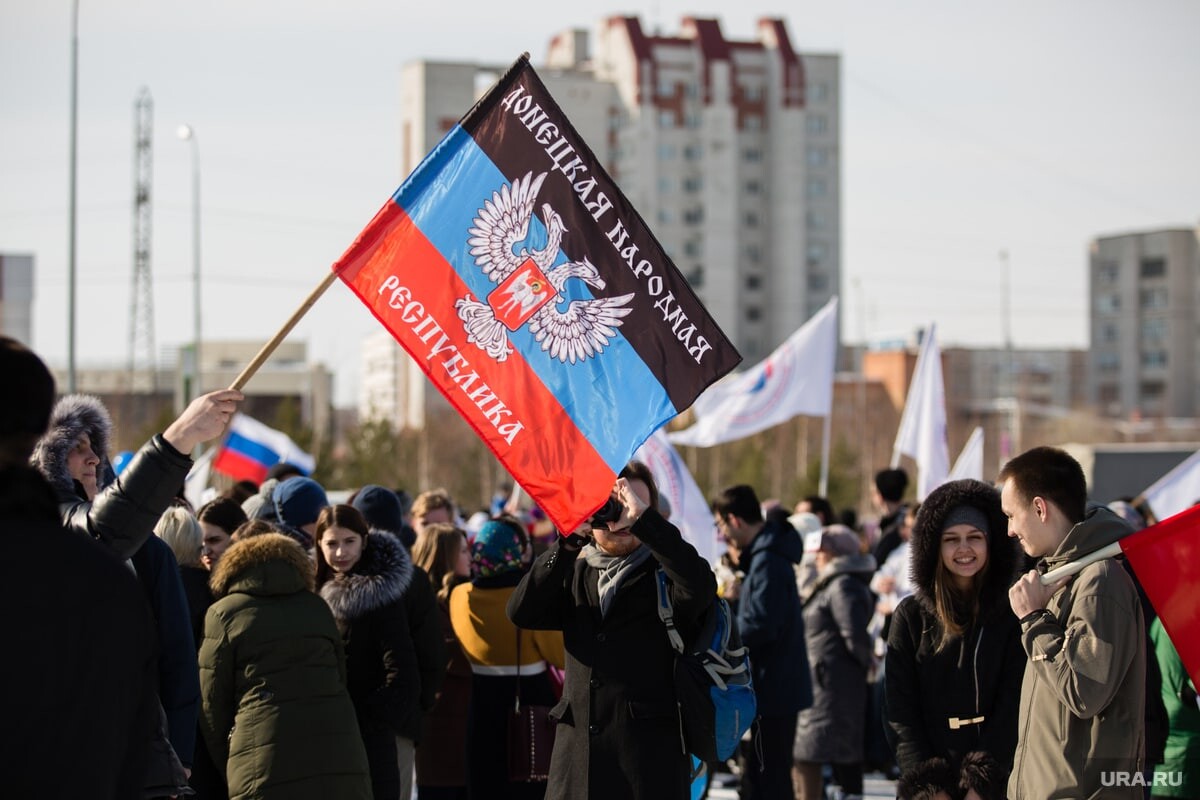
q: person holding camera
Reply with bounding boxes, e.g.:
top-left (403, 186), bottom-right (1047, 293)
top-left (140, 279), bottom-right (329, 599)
top-left (507, 461), bottom-right (717, 800)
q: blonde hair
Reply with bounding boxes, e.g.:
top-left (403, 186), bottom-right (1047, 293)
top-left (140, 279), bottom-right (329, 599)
top-left (155, 506), bottom-right (203, 567)
top-left (412, 522), bottom-right (467, 604)
top-left (411, 488), bottom-right (455, 523)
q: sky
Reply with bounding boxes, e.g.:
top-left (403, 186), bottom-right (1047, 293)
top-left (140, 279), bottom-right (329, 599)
top-left (2, 0), bottom-right (1198, 407)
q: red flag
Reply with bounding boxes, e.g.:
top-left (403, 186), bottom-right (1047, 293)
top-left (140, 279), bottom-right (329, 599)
top-left (1120, 503), bottom-right (1200, 688)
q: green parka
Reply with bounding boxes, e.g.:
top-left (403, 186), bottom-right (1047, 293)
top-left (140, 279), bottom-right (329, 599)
top-left (199, 533), bottom-right (372, 800)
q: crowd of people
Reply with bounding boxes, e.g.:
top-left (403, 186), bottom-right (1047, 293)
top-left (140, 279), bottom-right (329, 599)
top-left (3, 333), bottom-right (1197, 800)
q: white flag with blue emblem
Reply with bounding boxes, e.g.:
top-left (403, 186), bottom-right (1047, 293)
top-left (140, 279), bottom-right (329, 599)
top-left (635, 429), bottom-right (722, 564)
top-left (668, 297), bottom-right (838, 448)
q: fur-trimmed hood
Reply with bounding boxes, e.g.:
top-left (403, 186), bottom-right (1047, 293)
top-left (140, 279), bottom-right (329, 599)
top-left (319, 529), bottom-right (413, 622)
top-left (910, 478), bottom-right (1017, 617)
top-left (30, 394), bottom-right (113, 498)
top-left (209, 532), bottom-right (315, 599)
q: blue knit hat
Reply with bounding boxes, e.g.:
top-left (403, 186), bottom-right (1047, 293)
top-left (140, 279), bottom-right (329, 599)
top-left (272, 477), bottom-right (328, 529)
top-left (471, 519), bottom-right (525, 578)
top-left (352, 485), bottom-right (404, 533)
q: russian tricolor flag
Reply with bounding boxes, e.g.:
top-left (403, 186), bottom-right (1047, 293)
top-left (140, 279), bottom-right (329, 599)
top-left (212, 413), bottom-right (315, 484)
top-left (332, 55), bottom-right (740, 533)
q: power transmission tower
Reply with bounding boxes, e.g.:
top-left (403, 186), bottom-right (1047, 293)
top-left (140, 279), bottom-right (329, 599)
top-left (129, 87), bottom-right (157, 391)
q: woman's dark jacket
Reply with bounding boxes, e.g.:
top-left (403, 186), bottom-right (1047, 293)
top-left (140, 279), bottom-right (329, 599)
top-left (319, 531), bottom-right (422, 800)
top-left (793, 550), bottom-right (876, 764)
top-left (507, 509), bottom-right (717, 800)
top-left (200, 533), bottom-right (371, 800)
top-left (884, 478), bottom-right (1024, 774)
top-left (736, 517), bottom-right (813, 715)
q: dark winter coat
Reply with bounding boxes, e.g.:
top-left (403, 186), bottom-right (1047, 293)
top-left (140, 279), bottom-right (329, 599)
top-left (884, 479), bottom-right (1023, 774)
top-left (319, 531), bottom-right (422, 800)
top-left (507, 509), bottom-right (717, 800)
top-left (736, 518), bottom-right (813, 716)
top-left (200, 533), bottom-right (371, 800)
top-left (31, 393), bottom-right (200, 774)
top-left (32, 394), bottom-right (193, 561)
top-left (416, 598), bottom-right (472, 788)
top-left (794, 551), bottom-right (876, 764)
top-left (369, 526), bottom-right (446, 740)
top-left (0, 465), bottom-right (159, 800)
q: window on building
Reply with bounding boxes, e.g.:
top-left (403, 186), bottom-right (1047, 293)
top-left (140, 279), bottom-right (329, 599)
top-left (743, 148), bottom-right (763, 163)
top-left (1096, 260), bottom-right (1118, 282)
top-left (686, 266), bottom-right (704, 288)
top-left (1140, 381), bottom-right (1165, 398)
top-left (744, 84), bottom-right (763, 102)
top-left (683, 143), bottom-right (702, 160)
top-left (807, 146), bottom-right (828, 167)
top-left (1098, 384), bottom-right (1120, 405)
top-left (745, 244), bottom-right (761, 263)
top-left (1141, 318), bottom-right (1167, 342)
top-left (1140, 257), bottom-right (1167, 278)
top-left (807, 178), bottom-right (827, 199)
top-left (658, 79), bottom-right (675, 98)
top-left (806, 210), bottom-right (827, 229)
top-left (744, 211), bottom-right (760, 228)
top-left (659, 110), bottom-right (676, 128)
top-left (806, 114), bottom-right (828, 135)
top-left (683, 207), bottom-right (704, 225)
top-left (1096, 352), bottom-right (1120, 372)
top-left (1096, 294), bottom-right (1121, 313)
top-left (808, 273), bottom-right (829, 291)
top-left (744, 114), bottom-right (762, 131)
top-left (807, 242), bottom-right (828, 266)
top-left (1142, 351), bottom-right (1168, 368)
top-left (658, 143), bottom-right (676, 160)
top-left (810, 82), bottom-right (830, 102)
top-left (1140, 287), bottom-right (1168, 310)
top-left (685, 112), bottom-right (701, 129)
top-left (745, 274), bottom-right (762, 290)
top-left (658, 176), bottom-right (673, 194)
top-left (1098, 323), bottom-right (1119, 344)
top-left (684, 239), bottom-right (701, 258)
top-left (657, 208), bottom-right (674, 225)
top-left (745, 179), bottom-right (762, 195)
top-left (682, 175), bottom-right (703, 192)
top-left (746, 306), bottom-right (762, 322)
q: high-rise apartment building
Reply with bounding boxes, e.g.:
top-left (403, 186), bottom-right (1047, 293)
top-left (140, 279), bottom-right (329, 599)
top-left (396, 14), bottom-right (840, 365)
top-left (1088, 227), bottom-right (1199, 419)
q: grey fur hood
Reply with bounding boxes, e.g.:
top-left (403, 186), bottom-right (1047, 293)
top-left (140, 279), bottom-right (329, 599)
top-left (319, 529), bottom-right (414, 623)
top-left (30, 394), bottom-right (113, 498)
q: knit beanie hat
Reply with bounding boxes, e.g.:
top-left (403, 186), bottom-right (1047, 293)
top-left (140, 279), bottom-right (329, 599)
top-left (272, 477), bottom-right (328, 529)
top-left (352, 485), bottom-right (404, 533)
top-left (471, 518), bottom-right (525, 579)
top-left (0, 336), bottom-right (55, 442)
top-left (942, 504), bottom-right (990, 535)
top-left (817, 525), bottom-right (861, 558)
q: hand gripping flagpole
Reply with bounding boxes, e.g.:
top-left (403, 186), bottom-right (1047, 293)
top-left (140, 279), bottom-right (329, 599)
top-left (228, 271), bottom-right (339, 391)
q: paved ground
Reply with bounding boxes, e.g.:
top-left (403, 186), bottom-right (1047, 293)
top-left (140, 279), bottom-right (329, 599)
top-left (706, 771), bottom-right (896, 799)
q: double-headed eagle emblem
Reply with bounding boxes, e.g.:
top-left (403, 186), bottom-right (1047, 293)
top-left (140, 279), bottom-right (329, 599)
top-left (454, 172), bottom-right (635, 364)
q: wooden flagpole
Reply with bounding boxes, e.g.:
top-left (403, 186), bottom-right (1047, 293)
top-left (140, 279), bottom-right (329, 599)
top-left (228, 271), bottom-right (339, 391)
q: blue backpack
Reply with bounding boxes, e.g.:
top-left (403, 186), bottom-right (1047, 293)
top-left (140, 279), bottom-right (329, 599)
top-left (655, 566), bottom-right (758, 765)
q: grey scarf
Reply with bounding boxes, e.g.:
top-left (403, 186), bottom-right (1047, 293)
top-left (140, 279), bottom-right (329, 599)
top-left (581, 542), bottom-right (654, 618)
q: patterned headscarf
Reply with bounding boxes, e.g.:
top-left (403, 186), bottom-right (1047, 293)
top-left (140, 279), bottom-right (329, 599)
top-left (471, 518), bottom-right (525, 578)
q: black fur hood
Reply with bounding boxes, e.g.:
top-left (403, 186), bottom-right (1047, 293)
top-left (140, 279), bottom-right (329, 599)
top-left (319, 529), bottom-right (414, 623)
top-left (910, 479), bottom-right (1018, 617)
top-left (30, 394), bottom-right (113, 498)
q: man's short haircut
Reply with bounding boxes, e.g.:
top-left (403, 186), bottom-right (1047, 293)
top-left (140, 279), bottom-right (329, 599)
top-left (412, 488), bottom-right (455, 521)
top-left (800, 495), bottom-right (835, 525)
top-left (958, 751), bottom-right (1008, 800)
top-left (619, 460), bottom-right (660, 516)
top-left (998, 446), bottom-right (1087, 524)
top-left (896, 757), bottom-right (956, 800)
top-left (711, 484), bottom-right (763, 524)
top-left (874, 468), bottom-right (909, 503)
top-left (0, 336), bottom-right (55, 466)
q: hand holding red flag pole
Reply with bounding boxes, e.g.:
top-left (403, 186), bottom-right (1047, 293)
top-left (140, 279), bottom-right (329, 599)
top-left (227, 271), bottom-right (338, 391)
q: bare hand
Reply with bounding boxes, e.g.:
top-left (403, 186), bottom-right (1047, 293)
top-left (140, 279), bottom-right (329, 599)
top-left (163, 389), bottom-right (244, 454)
top-left (608, 476), bottom-right (648, 531)
top-left (1009, 569), bottom-right (1070, 619)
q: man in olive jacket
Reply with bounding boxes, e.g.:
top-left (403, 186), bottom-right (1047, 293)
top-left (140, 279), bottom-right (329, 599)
top-left (1001, 446), bottom-right (1146, 799)
top-left (507, 465), bottom-right (717, 800)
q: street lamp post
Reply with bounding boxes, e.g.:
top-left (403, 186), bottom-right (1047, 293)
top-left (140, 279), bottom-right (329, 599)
top-left (177, 124), bottom-right (201, 402)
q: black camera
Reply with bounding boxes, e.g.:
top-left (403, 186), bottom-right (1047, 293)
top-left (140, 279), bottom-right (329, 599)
top-left (589, 496), bottom-right (622, 525)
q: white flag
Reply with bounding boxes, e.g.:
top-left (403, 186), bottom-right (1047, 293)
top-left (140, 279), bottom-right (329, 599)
top-left (892, 324), bottom-right (950, 500)
top-left (1141, 448), bottom-right (1200, 521)
top-left (635, 429), bottom-right (722, 564)
top-left (184, 447), bottom-right (216, 510)
top-left (669, 297), bottom-right (838, 448)
top-left (948, 426), bottom-right (984, 483)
